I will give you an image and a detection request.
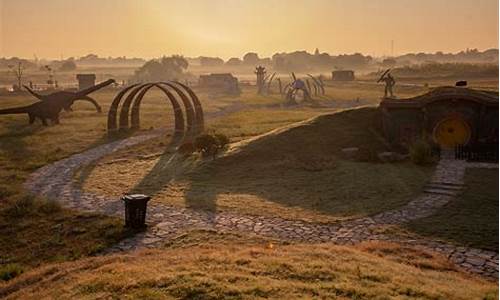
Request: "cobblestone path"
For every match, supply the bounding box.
[24,143,498,280]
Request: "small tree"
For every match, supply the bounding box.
[59,59,77,71]
[194,133,230,159]
[7,62,24,91]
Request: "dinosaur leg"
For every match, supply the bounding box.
[28,113,35,124]
[52,115,60,125]
[41,118,48,126]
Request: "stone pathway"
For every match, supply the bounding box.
[24,143,499,280]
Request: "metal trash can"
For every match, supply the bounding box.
[121,194,151,229]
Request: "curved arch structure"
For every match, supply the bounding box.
[107,81,205,145]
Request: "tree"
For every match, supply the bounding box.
[7,62,24,91]
[59,59,77,71]
[226,57,242,66]
[199,56,224,66]
[131,55,188,82]
[243,52,259,65]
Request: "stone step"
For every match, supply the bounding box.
[428,181,464,187]
[425,183,463,191]
[424,188,461,196]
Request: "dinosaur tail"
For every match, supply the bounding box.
[23,85,45,100]
[0,105,30,115]
[75,79,115,97]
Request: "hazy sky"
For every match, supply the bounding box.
[0,0,498,59]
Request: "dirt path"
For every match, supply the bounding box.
[24,136,499,280]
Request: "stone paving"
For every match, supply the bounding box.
[24,143,499,280]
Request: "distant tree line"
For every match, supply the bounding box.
[130,55,189,82]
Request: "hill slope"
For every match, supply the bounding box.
[0,231,496,299]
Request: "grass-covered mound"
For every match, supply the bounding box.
[0,230,496,299]
[83,107,433,222]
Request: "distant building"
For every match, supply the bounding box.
[331,70,355,81]
[198,73,240,95]
[379,87,498,149]
[76,74,96,90]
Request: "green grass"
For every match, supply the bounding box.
[406,168,499,251]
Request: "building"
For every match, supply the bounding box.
[198,73,240,95]
[76,74,96,90]
[379,86,498,149]
[332,70,355,81]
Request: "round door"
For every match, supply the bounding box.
[433,117,471,149]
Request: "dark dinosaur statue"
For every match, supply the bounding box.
[0,79,115,125]
[23,78,115,113]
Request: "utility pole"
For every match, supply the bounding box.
[391,40,394,57]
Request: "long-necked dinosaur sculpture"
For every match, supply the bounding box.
[0,79,115,125]
[23,79,115,113]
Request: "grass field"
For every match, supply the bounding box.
[0,230,497,300]
[406,168,499,251]
[81,107,433,223]
[0,77,497,290]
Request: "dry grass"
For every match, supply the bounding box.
[0,230,496,299]
[0,87,225,281]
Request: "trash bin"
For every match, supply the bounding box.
[121,194,151,229]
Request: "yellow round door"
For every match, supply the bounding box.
[433,117,471,148]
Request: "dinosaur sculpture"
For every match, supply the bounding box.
[0,79,115,125]
[23,78,115,113]
[284,73,312,104]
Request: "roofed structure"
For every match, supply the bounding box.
[379,86,498,149]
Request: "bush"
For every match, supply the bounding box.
[0,264,24,281]
[194,133,230,159]
[178,141,195,156]
[3,195,61,217]
[39,199,62,214]
[410,139,434,165]
[4,194,36,217]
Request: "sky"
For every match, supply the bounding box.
[0,0,498,59]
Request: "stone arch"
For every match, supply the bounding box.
[119,83,156,130]
[108,82,205,144]
[157,82,196,138]
[173,81,205,134]
[124,83,186,140]
[107,84,140,131]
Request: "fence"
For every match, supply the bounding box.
[455,143,499,162]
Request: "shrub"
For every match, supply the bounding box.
[214,133,230,150]
[0,263,24,281]
[410,139,434,165]
[194,133,230,159]
[3,195,61,217]
[39,199,62,214]
[4,194,36,217]
[178,141,196,156]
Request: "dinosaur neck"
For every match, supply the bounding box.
[75,79,115,98]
